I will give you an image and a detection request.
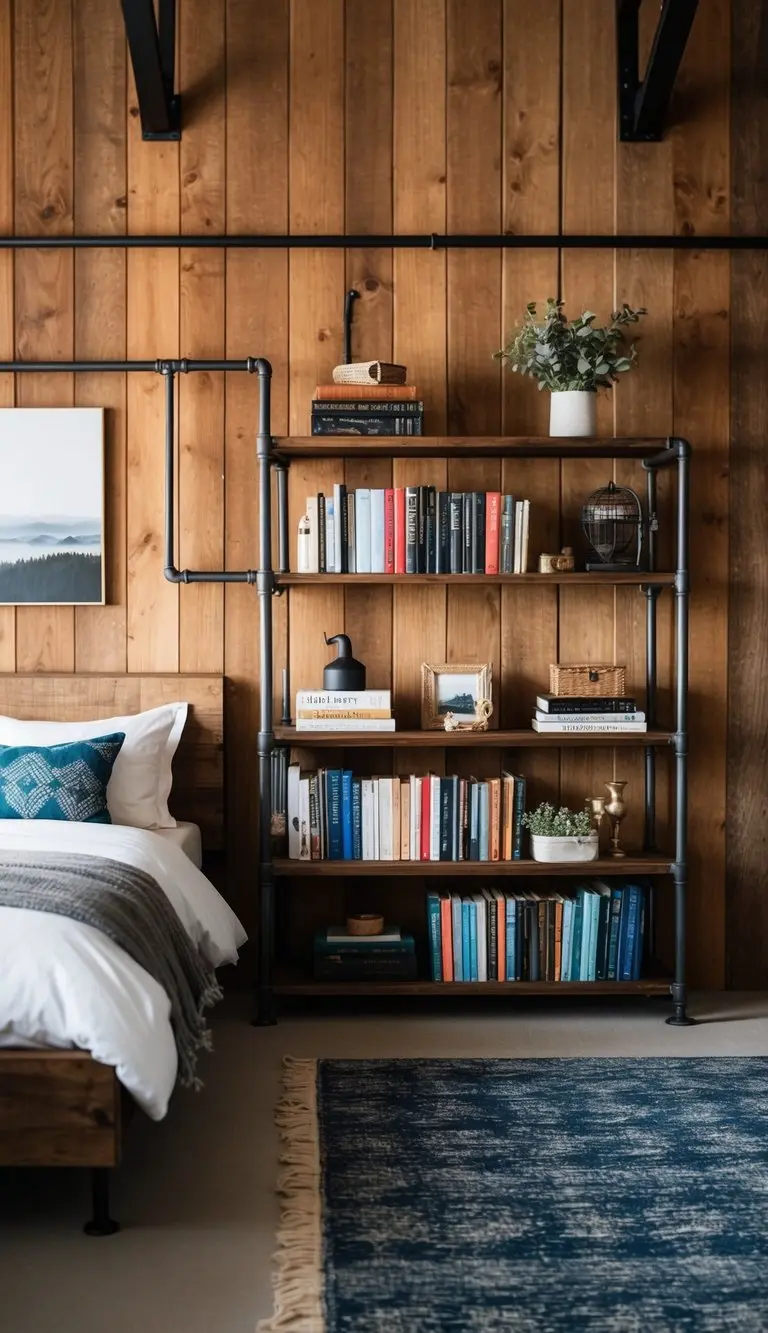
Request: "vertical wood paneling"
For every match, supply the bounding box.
[179,0,225,674]
[673,0,730,990]
[125,24,180,673]
[728,0,768,988]
[72,0,127,672]
[14,0,75,672]
[0,0,15,671]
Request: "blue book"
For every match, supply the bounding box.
[462,899,472,980]
[370,488,386,572]
[467,897,478,981]
[341,770,353,860]
[571,895,585,981]
[631,888,646,980]
[505,895,515,981]
[351,779,362,860]
[426,893,442,981]
[607,888,623,979]
[588,892,600,981]
[451,894,463,981]
[512,775,527,859]
[616,888,633,979]
[478,784,490,862]
[561,899,573,982]
[355,488,371,573]
[326,770,343,860]
[620,886,641,981]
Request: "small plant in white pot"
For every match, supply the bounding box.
[523,802,599,863]
[495,299,646,437]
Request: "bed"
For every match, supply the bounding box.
[0,673,244,1234]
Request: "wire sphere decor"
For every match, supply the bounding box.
[581,480,644,571]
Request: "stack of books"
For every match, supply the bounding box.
[426,882,646,983]
[313,926,417,981]
[287,767,527,862]
[294,689,395,734]
[297,485,531,574]
[532,694,647,734]
[311,369,423,436]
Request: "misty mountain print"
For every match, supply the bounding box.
[0,517,103,604]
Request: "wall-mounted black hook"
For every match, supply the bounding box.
[343,289,360,365]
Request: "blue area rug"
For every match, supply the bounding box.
[262,1058,768,1332]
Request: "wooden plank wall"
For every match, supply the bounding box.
[0,0,741,985]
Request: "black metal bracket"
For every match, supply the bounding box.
[343,289,360,365]
[120,0,181,141]
[617,0,698,142]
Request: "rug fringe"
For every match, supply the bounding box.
[258,1057,324,1333]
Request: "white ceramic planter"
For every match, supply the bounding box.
[549,390,597,438]
[530,832,599,863]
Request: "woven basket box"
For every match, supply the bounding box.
[549,663,626,697]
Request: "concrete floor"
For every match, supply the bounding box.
[1,993,767,1333]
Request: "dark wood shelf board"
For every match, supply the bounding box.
[276,571,675,587]
[272,855,673,878]
[274,436,670,460]
[272,967,673,998]
[276,726,672,748]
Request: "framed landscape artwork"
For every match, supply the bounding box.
[421,662,493,730]
[0,408,105,605]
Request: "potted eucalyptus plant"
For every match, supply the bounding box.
[495,299,646,437]
[523,802,599,863]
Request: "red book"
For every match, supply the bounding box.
[394,488,406,573]
[384,488,395,574]
[485,491,501,574]
[421,776,431,861]
[440,895,453,982]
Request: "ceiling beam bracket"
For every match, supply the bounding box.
[120,0,181,141]
[617,0,698,142]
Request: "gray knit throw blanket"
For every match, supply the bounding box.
[0,850,222,1090]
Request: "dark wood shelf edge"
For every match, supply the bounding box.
[272,971,673,997]
[275,727,672,748]
[275,572,676,586]
[272,856,674,877]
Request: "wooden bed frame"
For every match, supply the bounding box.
[0,673,225,1234]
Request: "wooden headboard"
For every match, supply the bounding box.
[0,674,224,851]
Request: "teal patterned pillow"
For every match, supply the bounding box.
[0,733,126,824]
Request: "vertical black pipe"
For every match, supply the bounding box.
[163,366,176,578]
[275,463,289,574]
[644,468,658,851]
[83,1168,119,1236]
[343,289,359,365]
[666,439,693,1025]
[255,361,277,1024]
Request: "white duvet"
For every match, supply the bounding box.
[0,821,247,1119]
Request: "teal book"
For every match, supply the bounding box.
[616,887,633,978]
[341,770,354,860]
[587,892,600,981]
[631,888,646,980]
[351,779,362,860]
[512,775,527,860]
[478,783,490,862]
[505,895,516,981]
[593,884,612,980]
[620,885,642,981]
[560,898,573,982]
[326,770,343,860]
[607,887,623,979]
[467,896,478,981]
[571,894,585,981]
[451,893,464,981]
[461,898,472,980]
[426,893,442,981]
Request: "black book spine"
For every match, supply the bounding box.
[311,413,424,435]
[405,487,419,574]
[425,486,437,573]
[487,896,497,982]
[529,904,540,982]
[547,901,556,981]
[521,904,531,981]
[473,491,485,574]
[462,493,472,573]
[449,493,463,573]
[436,491,450,573]
[417,486,426,573]
[339,485,348,574]
[515,903,524,981]
[439,778,451,860]
[500,495,514,574]
[595,894,611,980]
[317,493,327,573]
[540,697,637,715]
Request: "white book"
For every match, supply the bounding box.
[521,498,530,573]
[410,775,421,862]
[373,778,381,860]
[473,892,488,982]
[370,488,386,572]
[355,488,372,573]
[298,778,311,861]
[379,778,393,861]
[347,492,356,572]
[361,779,376,860]
[392,778,401,861]
[514,499,524,573]
[306,497,319,573]
[296,689,392,710]
[295,718,396,732]
[287,764,300,859]
[401,781,410,860]
[534,709,646,724]
[333,483,344,573]
[532,718,647,733]
[430,774,441,861]
[325,497,336,573]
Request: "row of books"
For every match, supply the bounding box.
[426,882,646,983]
[293,688,395,733]
[533,694,646,734]
[297,486,531,575]
[311,399,424,436]
[286,767,527,862]
[313,926,417,981]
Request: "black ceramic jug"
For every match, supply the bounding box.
[323,633,366,691]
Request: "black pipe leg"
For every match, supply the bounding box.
[83,1168,120,1236]
[666,982,696,1027]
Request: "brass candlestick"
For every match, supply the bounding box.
[604,780,628,858]
[586,795,607,853]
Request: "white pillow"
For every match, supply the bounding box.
[0,702,188,830]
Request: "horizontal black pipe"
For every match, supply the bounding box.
[0,232,764,250]
[0,358,267,373]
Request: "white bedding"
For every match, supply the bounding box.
[0,821,247,1120]
[154,820,203,868]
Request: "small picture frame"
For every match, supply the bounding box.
[421,662,493,731]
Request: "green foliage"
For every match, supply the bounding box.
[0,553,102,604]
[522,801,592,839]
[495,298,646,392]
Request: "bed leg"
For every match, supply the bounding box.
[83,1167,120,1236]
